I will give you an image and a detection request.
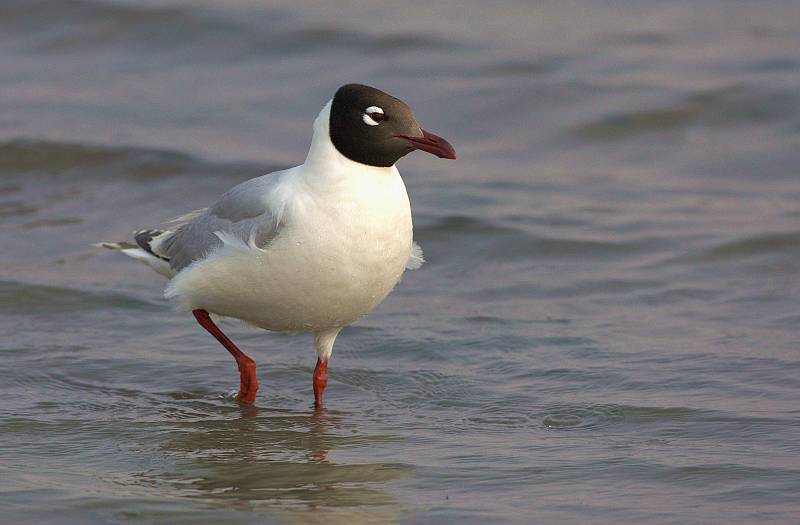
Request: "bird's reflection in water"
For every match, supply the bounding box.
[147,400,410,523]
[309,408,331,463]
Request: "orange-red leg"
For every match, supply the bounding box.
[313,358,328,408]
[192,309,259,405]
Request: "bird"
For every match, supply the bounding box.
[96,83,456,407]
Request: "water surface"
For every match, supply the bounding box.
[1,1,799,523]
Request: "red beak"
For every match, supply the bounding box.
[396,129,457,160]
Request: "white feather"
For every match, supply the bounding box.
[120,248,174,278]
[213,230,265,254]
[406,242,425,270]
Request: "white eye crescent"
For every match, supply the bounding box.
[362,106,384,126]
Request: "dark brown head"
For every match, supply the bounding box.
[329,84,456,167]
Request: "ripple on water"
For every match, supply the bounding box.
[0,280,162,315]
[0,0,466,61]
[571,85,797,141]
[540,405,721,438]
[541,404,625,430]
[700,231,800,261]
[419,215,670,267]
[0,139,265,179]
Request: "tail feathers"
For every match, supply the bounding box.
[94,230,175,278]
[94,241,138,250]
[122,248,174,277]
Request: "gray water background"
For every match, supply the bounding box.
[1,1,799,523]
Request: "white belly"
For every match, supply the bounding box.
[165,171,413,332]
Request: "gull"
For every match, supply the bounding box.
[97,84,456,407]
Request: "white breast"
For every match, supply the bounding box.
[166,164,413,332]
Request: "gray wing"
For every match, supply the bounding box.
[155,173,285,272]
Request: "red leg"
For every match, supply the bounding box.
[192,309,259,405]
[313,358,328,408]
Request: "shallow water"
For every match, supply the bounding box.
[2,1,800,523]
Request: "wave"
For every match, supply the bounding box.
[571,85,797,141]
[0,279,162,314]
[0,0,463,58]
[701,231,800,261]
[0,139,268,178]
[418,215,666,261]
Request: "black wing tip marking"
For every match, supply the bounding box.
[134,229,170,262]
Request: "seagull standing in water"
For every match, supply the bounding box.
[97,84,456,407]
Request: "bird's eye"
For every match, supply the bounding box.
[362,106,385,126]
